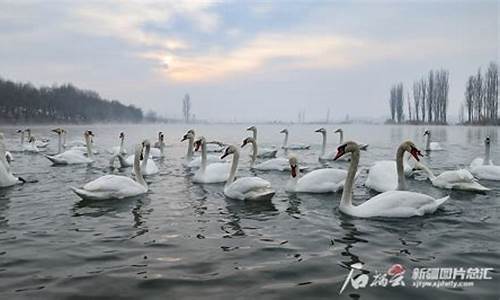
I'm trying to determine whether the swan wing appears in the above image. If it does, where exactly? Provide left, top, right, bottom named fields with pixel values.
left=351, top=191, right=448, bottom=218
left=254, top=157, right=289, bottom=171
left=193, top=163, right=231, bottom=183
left=46, top=150, right=92, bottom=165
left=296, top=169, right=347, bottom=193
left=365, top=161, right=397, bottom=193
left=470, top=165, right=500, bottom=181
left=225, top=177, right=274, bottom=200
left=73, top=175, right=146, bottom=200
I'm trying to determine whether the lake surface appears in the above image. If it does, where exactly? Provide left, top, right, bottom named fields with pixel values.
left=0, top=123, right=499, bottom=299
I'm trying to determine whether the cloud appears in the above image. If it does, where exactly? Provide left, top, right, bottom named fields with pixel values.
left=147, top=33, right=459, bottom=82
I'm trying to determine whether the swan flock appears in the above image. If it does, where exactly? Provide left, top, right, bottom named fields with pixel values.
left=1, top=126, right=497, bottom=219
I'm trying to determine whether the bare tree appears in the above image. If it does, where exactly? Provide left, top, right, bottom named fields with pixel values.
left=413, top=81, right=421, bottom=122
left=182, top=93, right=191, bottom=123
left=473, top=69, right=483, bottom=122
left=465, top=76, right=474, bottom=123
left=485, top=62, right=499, bottom=123
left=396, top=83, right=404, bottom=123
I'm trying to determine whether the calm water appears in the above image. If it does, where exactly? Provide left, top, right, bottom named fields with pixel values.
left=0, top=124, right=499, bottom=300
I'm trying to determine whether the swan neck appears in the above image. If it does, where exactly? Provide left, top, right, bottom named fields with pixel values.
left=341, top=148, right=359, bottom=208
left=187, top=137, right=194, bottom=160
left=425, top=134, right=431, bottom=150
left=226, top=151, right=239, bottom=187
left=252, top=129, right=257, bottom=140
left=141, top=144, right=150, bottom=169
left=20, top=131, right=24, bottom=145
left=57, top=133, right=62, bottom=154
left=321, top=132, right=327, bottom=156
left=85, top=135, right=93, bottom=158
left=484, top=142, right=490, bottom=165
left=119, top=137, right=124, bottom=153
left=160, top=140, right=164, bottom=156
left=396, top=145, right=406, bottom=190
left=134, top=149, right=147, bottom=188
left=251, top=140, right=257, bottom=167
left=338, top=131, right=343, bottom=144
left=201, top=140, right=207, bottom=172
left=282, top=132, right=288, bottom=148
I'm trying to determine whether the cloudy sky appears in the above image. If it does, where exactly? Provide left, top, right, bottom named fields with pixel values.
left=0, top=0, right=497, bottom=122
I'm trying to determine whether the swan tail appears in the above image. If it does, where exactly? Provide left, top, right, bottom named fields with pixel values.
left=71, top=187, right=104, bottom=201
left=435, top=196, right=449, bottom=208
left=44, top=154, right=64, bottom=165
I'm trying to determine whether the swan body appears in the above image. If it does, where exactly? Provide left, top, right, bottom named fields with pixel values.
left=365, top=159, right=414, bottom=193
left=46, top=131, right=95, bottom=165
left=192, top=137, right=230, bottom=183
left=335, top=140, right=448, bottom=218
left=0, top=133, right=24, bottom=187
left=72, top=144, right=148, bottom=200
left=246, top=126, right=277, bottom=158
left=280, top=129, right=310, bottom=150
left=221, top=145, right=275, bottom=201
left=424, top=130, right=443, bottom=151
left=25, top=129, right=48, bottom=148
left=22, top=137, right=40, bottom=153
left=286, top=156, right=347, bottom=193
left=416, top=162, right=490, bottom=192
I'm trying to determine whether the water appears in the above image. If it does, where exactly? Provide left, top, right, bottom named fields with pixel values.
left=0, top=124, right=499, bottom=299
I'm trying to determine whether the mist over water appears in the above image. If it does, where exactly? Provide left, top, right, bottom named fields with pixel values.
left=0, top=124, right=499, bottom=299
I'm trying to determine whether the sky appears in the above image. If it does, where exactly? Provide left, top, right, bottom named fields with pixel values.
left=0, top=0, right=498, bottom=122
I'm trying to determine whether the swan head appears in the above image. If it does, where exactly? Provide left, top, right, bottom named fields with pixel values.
left=334, top=128, right=343, bottom=134
left=187, top=129, right=195, bottom=136
left=142, top=139, right=151, bottom=147
left=485, top=136, right=490, bottom=145
left=423, top=129, right=430, bottom=136
left=181, top=132, right=194, bottom=142
left=401, top=140, right=423, bottom=161
left=159, top=132, right=165, bottom=142
left=241, top=137, right=255, bottom=148
left=52, top=128, right=65, bottom=135
left=194, top=136, right=205, bottom=151
left=246, top=126, right=256, bottom=132
left=280, top=128, right=288, bottom=134
left=119, top=132, right=125, bottom=139
left=221, top=145, right=238, bottom=159
left=16, top=129, right=24, bottom=133
left=333, top=141, right=357, bottom=160
left=315, top=128, right=326, bottom=133
left=288, top=156, right=299, bottom=178
left=28, top=136, right=35, bottom=143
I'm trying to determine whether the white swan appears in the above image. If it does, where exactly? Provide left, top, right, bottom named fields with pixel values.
left=286, top=156, right=347, bottom=193
left=469, top=137, right=500, bottom=181
left=415, top=161, right=490, bottom=192
left=22, top=137, right=40, bottom=153
left=335, top=128, right=369, bottom=150
left=72, top=144, right=148, bottom=200
left=334, top=140, right=448, bottom=218
left=470, top=137, right=494, bottom=168
left=109, top=132, right=127, bottom=155
left=423, top=130, right=443, bottom=151
left=25, top=129, right=49, bottom=149
left=365, top=153, right=417, bottom=193
left=246, top=126, right=277, bottom=158
left=137, top=140, right=159, bottom=176
left=181, top=131, right=219, bottom=168
left=280, top=128, right=310, bottom=150
left=5, top=151, right=13, bottom=165
left=45, top=131, right=95, bottom=165
left=150, top=132, right=164, bottom=158
left=221, top=145, right=275, bottom=201
left=315, top=128, right=338, bottom=161
left=241, top=137, right=306, bottom=171
left=0, top=133, right=25, bottom=187
left=192, top=136, right=230, bottom=183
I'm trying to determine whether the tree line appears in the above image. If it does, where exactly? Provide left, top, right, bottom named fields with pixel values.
left=461, top=62, right=498, bottom=125
left=388, top=69, right=449, bottom=124
left=0, top=77, right=143, bottom=124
